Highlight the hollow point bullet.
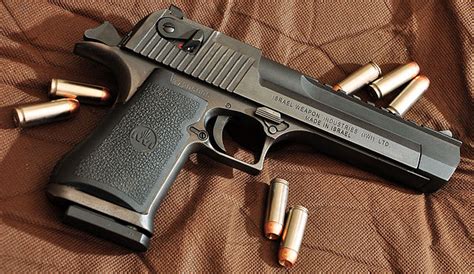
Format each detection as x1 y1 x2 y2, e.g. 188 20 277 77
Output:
49 78 112 105
333 62 382 95
387 75 430 116
13 98 80 128
369 61 420 99
264 178 289 240
279 205 308 268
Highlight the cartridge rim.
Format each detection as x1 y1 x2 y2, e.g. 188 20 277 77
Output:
290 205 308 213
369 61 382 76
49 78 59 98
271 178 289 186
368 83 383 99
386 106 400 116
13 108 25 127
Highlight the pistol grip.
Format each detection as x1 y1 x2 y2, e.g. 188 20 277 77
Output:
48 69 207 250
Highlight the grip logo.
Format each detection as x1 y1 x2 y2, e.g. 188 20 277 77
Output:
130 126 157 152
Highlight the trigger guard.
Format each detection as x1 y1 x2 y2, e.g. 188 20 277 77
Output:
201 135 274 175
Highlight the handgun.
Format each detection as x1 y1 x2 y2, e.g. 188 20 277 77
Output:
47 5 461 251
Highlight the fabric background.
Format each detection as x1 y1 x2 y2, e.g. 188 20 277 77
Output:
1 0 472 272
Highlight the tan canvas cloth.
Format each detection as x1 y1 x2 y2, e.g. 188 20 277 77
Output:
1 0 472 272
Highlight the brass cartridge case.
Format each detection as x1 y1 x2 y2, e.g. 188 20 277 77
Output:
333 62 382 94
49 79 112 105
278 205 308 268
369 62 420 99
264 178 289 240
387 75 430 116
13 99 80 128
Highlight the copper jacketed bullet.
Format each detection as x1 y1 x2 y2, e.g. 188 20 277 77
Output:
49 78 112 105
369 61 420 99
387 75 430 116
279 205 308 268
333 62 382 95
13 98 80 128
264 178 289 240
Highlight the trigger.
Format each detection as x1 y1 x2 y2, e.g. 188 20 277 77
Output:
213 115 231 152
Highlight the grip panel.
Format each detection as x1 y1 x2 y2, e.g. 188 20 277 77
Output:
50 69 207 213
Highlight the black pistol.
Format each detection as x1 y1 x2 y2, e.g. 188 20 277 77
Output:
47 5 461 251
